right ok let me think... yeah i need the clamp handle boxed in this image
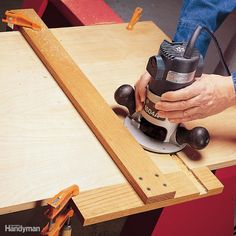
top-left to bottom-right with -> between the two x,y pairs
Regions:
127,7 -> 143,30
41,208 -> 74,236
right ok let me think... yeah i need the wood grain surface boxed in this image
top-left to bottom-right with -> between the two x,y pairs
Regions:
15,9 -> 176,204
0,30 -> 125,209
0,9 -> 234,225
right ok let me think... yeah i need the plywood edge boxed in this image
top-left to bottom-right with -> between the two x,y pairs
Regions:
192,167 -> 224,195
207,160 -> 236,171
73,171 -> 201,225
0,199 -> 48,215
178,149 -> 236,172
0,168 -> 222,224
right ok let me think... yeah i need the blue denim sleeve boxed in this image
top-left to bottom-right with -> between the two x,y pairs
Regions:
232,72 -> 236,91
173,0 -> 236,57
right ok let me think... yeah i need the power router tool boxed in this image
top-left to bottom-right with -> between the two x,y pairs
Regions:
114,26 -> 230,154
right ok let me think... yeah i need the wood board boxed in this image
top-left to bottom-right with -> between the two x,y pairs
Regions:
0,10 -> 234,225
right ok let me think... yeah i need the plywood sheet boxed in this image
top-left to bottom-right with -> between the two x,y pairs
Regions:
52,24 -> 236,172
0,31 -> 125,208
0,14 -> 232,224
17,9 -> 176,204
0,20 -> 178,211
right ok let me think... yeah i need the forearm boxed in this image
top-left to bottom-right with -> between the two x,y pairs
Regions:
173,0 -> 236,56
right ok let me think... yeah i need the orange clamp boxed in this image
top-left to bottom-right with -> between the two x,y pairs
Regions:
2,10 -> 41,31
41,185 -> 79,236
127,7 -> 143,30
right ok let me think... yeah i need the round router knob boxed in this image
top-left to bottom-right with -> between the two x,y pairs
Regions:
176,126 -> 210,150
114,84 -> 136,116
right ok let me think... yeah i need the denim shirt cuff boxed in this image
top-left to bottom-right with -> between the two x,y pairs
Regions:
173,21 -> 211,57
231,72 -> 236,91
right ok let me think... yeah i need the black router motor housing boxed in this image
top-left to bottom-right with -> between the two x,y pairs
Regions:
114,39 -> 210,153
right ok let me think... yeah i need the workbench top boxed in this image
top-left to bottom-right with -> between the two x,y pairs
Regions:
0,21 -> 235,225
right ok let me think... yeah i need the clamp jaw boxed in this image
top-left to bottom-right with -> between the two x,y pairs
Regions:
2,10 -> 41,30
41,185 -> 79,236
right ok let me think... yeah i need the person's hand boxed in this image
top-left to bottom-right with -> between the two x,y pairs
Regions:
135,71 -> 151,112
156,74 -> 236,123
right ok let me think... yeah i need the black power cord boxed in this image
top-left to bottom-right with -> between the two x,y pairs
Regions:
184,25 -> 231,76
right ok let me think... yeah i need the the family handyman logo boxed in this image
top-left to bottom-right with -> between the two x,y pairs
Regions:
5,224 -> 40,233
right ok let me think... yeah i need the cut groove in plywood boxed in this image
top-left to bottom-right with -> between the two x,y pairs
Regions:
172,154 -> 207,195
172,154 -> 223,196
192,167 -> 224,195
15,9 -> 175,204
